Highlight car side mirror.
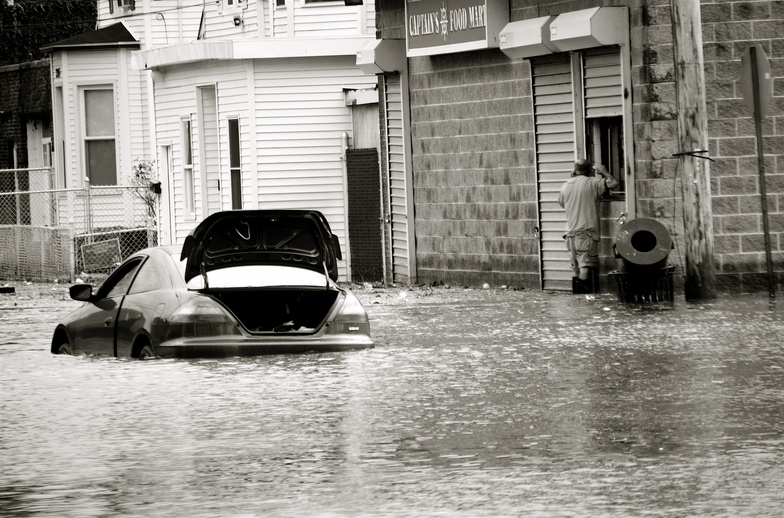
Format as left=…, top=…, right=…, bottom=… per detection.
left=69, top=284, right=95, bottom=302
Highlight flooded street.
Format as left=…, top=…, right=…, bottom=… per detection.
left=2, top=286, right=783, bottom=517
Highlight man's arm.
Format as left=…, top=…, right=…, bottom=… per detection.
left=594, top=164, right=620, bottom=190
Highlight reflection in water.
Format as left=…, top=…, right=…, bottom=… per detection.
left=1, top=291, right=783, bottom=517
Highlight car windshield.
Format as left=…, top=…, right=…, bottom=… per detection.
left=171, top=256, right=328, bottom=289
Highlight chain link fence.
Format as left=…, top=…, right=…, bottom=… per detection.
left=0, top=167, right=159, bottom=282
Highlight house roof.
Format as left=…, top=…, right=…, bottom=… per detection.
left=40, top=23, right=140, bottom=52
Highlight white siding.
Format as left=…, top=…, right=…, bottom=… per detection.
left=153, top=66, right=201, bottom=242
left=383, top=74, right=412, bottom=284
left=293, top=5, right=361, bottom=35
left=97, top=0, right=374, bottom=44
left=216, top=73, right=253, bottom=209
left=198, top=85, right=221, bottom=216
left=59, top=50, right=148, bottom=191
left=252, top=56, right=377, bottom=279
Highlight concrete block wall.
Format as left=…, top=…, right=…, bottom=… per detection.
left=408, top=50, right=540, bottom=287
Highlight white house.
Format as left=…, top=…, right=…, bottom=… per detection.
left=43, top=0, right=415, bottom=284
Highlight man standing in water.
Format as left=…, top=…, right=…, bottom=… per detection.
left=558, top=159, right=619, bottom=294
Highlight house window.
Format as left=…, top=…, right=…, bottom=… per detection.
left=83, top=88, right=117, bottom=186
left=42, top=138, right=53, bottom=169
left=228, top=118, right=242, bottom=209
left=222, top=0, right=244, bottom=10
left=182, top=117, right=195, bottom=216
left=108, top=0, right=135, bottom=14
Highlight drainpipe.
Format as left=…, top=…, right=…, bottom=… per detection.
left=340, top=132, right=352, bottom=282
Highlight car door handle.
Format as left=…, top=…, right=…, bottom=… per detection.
left=104, top=318, right=113, bottom=327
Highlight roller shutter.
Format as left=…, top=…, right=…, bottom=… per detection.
left=532, top=54, right=575, bottom=291
left=583, top=47, right=622, bottom=118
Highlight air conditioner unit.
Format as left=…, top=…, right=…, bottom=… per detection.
left=118, top=0, right=133, bottom=11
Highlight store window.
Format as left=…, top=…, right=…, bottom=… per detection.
left=83, top=88, right=117, bottom=186
left=532, top=46, right=626, bottom=197
left=581, top=47, right=625, bottom=195
left=586, top=116, right=624, bottom=194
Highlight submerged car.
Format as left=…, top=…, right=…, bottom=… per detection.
left=52, top=210, right=373, bottom=359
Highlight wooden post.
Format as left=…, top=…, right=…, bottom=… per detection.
left=670, top=0, right=717, bottom=300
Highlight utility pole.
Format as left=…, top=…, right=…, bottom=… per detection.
left=670, top=0, right=717, bottom=300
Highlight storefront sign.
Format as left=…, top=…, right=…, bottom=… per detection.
left=406, top=0, right=508, bottom=56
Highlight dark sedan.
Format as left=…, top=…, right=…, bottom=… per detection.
left=51, top=210, right=373, bottom=358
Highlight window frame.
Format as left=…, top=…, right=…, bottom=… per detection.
left=585, top=116, right=625, bottom=197
left=181, top=116, right=196, bottom=219
left=97, top=257, right=144, bottom=300
left=108, top=0, right=136, bottom=15
left=228, top=118, right=242, bottom=210
left=579, top=48, right=626, bottom=198
left=81, top=86, right=118, bottom=187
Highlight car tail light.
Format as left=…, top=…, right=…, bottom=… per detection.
left=328, top=292, right=370, bottom=335
left=165, top=296, right=242, bottom=340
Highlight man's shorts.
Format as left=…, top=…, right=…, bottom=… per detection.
left=566, top=232, right=599, bottom=269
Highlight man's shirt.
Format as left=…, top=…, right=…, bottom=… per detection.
left=558, top=175, right=608, bottom=235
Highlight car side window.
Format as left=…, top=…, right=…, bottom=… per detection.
left=100, top=259, right=143, bottom=299
left=129, top=256, right=173, bottom=294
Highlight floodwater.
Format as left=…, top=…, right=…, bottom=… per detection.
left=1, top=285, right=783, bottom=517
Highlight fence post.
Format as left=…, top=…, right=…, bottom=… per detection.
left=14, top=169, right=21, bottom=225
left=85, top=176, right=92, bottom=237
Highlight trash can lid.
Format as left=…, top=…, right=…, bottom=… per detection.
left=614, top=218, right=672, bottom=266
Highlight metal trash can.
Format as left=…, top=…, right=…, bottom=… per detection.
left=610, top=218, right=675, bottom=303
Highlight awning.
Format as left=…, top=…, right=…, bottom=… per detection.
left=549, top=7, right=628, bottom=52
left=498, top=7, right=628, bottom=59
left=133, top=37, right=377, bottom=70
left=499, top=16, right=558, bottom=59
left=356, top=39, right=406, bottom=75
